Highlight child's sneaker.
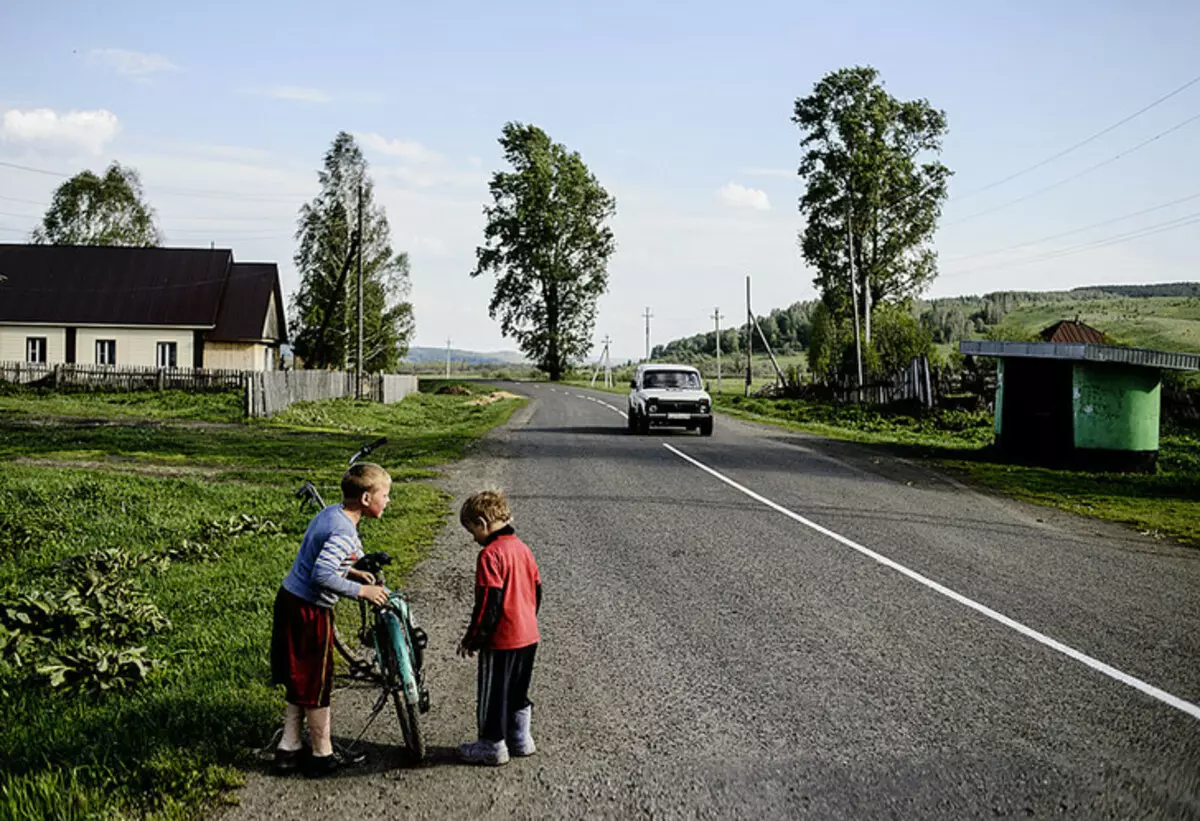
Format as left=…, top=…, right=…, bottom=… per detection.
left=509, top=706, right=536, bottom=757
left=458, top=738, right=509, bottom=766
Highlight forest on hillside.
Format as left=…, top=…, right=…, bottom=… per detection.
left=650, top=283, right=1200, bottom=362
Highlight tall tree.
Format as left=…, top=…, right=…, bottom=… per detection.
left=291, top=132, right=414, bottom=371
left=31, top=162, right=161, bottom=246
left=793, top=66, right=951, bottom=347
left=471, top=122, right=616, bottom=381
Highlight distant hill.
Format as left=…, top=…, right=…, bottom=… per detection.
left=651, top=282, right=1200, bottom=363
left=1069, top=283, right=1200, bottom=299
left=923, top=283, right=1200, bottom=353
left=403, top=347, right=528, bottom=366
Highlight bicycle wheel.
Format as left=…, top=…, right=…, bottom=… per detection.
left=379, top=615, right=426, bottom=763
left=392, top=689, right=425, bottom=763
left=333, top=625, right=378, bottom=681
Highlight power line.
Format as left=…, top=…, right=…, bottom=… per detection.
left=0, top=160, right=64, bottom=178
left=944, top=110, right=1200, bottom=226
left=954, top=72, right=1200, bottom=200
left=943, top=190, right=1200, bottom=265
left=942, top=208, right=1200, bottom=278
left=0, top=159, right=310, bottom=203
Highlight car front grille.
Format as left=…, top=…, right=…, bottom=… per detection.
left=653, top=400, right=701, bottom=413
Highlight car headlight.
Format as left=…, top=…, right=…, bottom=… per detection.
left=648, top=402, right=657, bottom=412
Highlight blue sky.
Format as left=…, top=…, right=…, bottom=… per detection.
left=1, top=0, right=1198, bottom=358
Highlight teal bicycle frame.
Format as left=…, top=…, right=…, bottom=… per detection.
left=375, top=591, right=422, bottom=707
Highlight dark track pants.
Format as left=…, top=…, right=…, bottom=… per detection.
left=476, top=643, right=537, bottom=742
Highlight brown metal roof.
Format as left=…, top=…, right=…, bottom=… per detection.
left=207, top=263, right=288, bottom=344
left=1040, top=320, right=1108, bottom=344
left=0, top=244, right=231, bottom=327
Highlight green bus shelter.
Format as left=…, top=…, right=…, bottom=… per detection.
left=959, top=339, right=1199, bottom=472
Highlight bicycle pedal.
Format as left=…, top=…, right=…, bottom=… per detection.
left=335, top=744, right=368, bottom=765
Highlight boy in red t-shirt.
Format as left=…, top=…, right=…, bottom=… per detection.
left=456, top=490, right=542, bottom=766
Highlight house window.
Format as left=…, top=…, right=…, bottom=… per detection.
left=156, top=342, right=178, bottom=369
left=95, top=340, right=116, bottom=365
left=26, top=337, right=47, bottom=364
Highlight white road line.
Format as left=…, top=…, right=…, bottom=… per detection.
left=562, top=387, right=627, bottom=418
left=663, top=442, right=1200, bottom=722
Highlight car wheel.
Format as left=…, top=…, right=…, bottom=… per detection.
left=637, top=412, right=650, bottom=435
left=699, top=419, right=714, bottom=437
left=627, top=408, right=637, bottom=433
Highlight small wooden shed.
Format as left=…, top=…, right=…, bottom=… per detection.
left=960, top=326, right=1199, bottom=471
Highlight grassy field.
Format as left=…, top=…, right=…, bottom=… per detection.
left=0, top=386, right=245, bottom=424
left=0, top=383, right=523, bottom=820
left=988, top=296, right=1200, bottom=352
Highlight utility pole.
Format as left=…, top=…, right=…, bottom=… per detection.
left=711, top=308, right=724, bottom=393
left=590, top=335, right=613, bottom=388
left=605, top=338, right=613, bottom=387
left=445, top=337, right=452, bottom=379
left=745, top=276, right=752, bottom=397
left=355, top=181, right=364, bottom=399
left=642, top=307, right=654, bottom=361
left=846, top=187, right=864, bottom=394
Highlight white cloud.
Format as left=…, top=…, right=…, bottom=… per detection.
left=356, top=132, right=441, bottom=164
left=241, top=86, right=333, bottom=104
left=717, top=182, right=771, bottom=212
left=1, top=108, right=121, bottom=155
left=88, top=48, right=179, bottom=79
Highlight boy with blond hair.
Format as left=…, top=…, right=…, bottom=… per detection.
left=270, top=462, right=392, bottom=777
left=456, top=489, right=542, bottom=766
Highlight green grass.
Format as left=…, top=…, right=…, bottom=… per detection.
left=0, top=387, right=245, bottom=424
left=713, top=395, right=1200, bottom=547
left=0, top=386, right=524, bottom=820
left=987, top=296, right=1200, bottom=353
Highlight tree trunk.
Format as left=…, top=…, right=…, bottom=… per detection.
left=547, top=276, right=560, bottom=381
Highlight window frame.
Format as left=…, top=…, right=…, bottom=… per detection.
left=26, top=337, right=47, bottom=364
left=156, top=341, right=178, bottom=369
left=95, top=339, right=117, bottom=366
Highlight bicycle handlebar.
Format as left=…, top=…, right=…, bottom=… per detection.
left=353, top=550, right=393, bottom=578
left=349, top=437, right=389, bottom=466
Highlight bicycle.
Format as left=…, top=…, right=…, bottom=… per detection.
left=294, top=437, right=431, bottom=764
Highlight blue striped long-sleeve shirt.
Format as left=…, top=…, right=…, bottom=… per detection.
left=282, top=505, right=364, bottom=609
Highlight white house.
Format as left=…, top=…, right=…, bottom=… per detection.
left=0, top=244, right=287, bottom=371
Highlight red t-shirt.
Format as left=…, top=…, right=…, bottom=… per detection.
left=476, top=532, right=541, bottom=650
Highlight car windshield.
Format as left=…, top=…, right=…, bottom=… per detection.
left=643, top=370, right=701, bottom=389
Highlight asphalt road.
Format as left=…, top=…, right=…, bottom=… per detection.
left=226, top=383, right=1200, bottom=820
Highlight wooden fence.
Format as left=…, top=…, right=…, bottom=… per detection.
left=243, top=371, right=417, bottom=417
left=0, top=362, right=419, bottom=418
left=760, top=357, right=999, bottom=411
left=0, top=362, right=245, bottom=391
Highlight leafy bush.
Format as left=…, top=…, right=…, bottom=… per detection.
left=1, top=547, right=173, bottom=698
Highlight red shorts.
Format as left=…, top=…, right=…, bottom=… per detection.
left=270, top=587, right=335, bottom=708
